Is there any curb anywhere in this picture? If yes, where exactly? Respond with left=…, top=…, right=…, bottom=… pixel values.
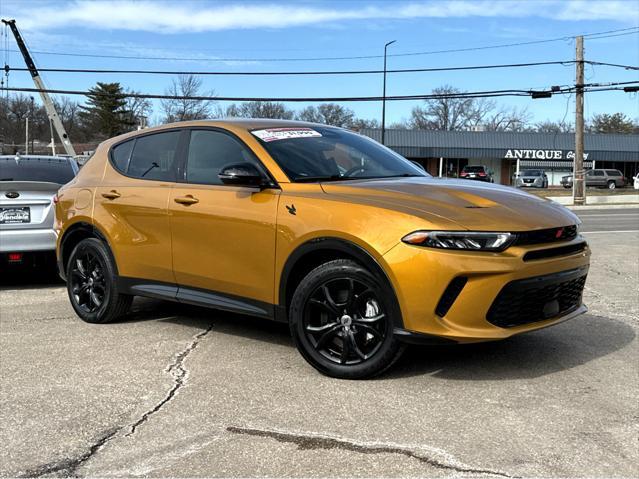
left=566, top=204, right=639, bottom=210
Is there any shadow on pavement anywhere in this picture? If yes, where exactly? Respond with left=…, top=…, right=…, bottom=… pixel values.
left=118, top=297, right=634, bottom=380
left=0, top=261, right=63, bottom=290
left=387, top=314, right=635, bottom=381
left=124, top=296, right=293, bottom=347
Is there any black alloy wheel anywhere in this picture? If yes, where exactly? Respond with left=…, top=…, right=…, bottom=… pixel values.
left=303, top=277, right=386, bottom=365
left=290, top=259, right=403, bottom=379
left=66, top=238, right=132, bottom=324
left=70, top=250, right=107, bottom=314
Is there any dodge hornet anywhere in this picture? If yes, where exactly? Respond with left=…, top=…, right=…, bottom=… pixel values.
left=55, top=120, right=590, bottom=379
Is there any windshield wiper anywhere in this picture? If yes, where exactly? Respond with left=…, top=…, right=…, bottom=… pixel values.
left=379, top=173, right=425, bottom=178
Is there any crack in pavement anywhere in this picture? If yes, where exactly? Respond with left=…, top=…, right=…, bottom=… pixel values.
left=19, top=325, right=213, bottom=477
left=19, top=427, right=120, bottom=478
left=227, top=426, right=515, bottom=477
left=126, top=324, right=213, bottom=437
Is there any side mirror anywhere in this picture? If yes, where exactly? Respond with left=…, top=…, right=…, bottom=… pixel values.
left=410, top=160, right=426, bottom=172
left=218, top=163, right=266, bottom=187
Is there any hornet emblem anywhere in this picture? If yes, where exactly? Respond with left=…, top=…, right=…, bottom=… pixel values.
left=286, top=204, right=297, bottom=215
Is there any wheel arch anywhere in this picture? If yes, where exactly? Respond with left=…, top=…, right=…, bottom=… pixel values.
left=58, top=222, right=118, bottom=279
left=278, top=237, right=403, bottom=327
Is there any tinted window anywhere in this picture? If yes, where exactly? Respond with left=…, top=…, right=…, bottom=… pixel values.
left=186, top=130, right=259, bottom=185
left=0, top=157, right=75, bottom=184
left=462, top=166, right=486, bottom=172
left=128, top=131, right=180, bottom=181
left=521, top=170, right=542, bottom=176
left=254, top=127, right=426, bottom=182
left=605, top=170, right=622, bottom=176
left=592, top=170, right=605, bottom=176
left=111, top=140, right=134, bottom=173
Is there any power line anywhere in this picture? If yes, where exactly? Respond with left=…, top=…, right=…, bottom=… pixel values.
left=587, top=61, right=639, bottom=71
left=1, top=83, right=635, bottom=103
left=4, top=60, right=577, bottom=76
left=4, top=27, right=638, bottom=63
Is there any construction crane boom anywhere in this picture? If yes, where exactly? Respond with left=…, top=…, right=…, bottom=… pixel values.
left=2, top=19, right=76, bottom=156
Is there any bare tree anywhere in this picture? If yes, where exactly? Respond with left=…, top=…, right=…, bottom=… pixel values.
left=479, top=106, right=531, bottom=132
left=296, top=103, right=355, bottom=127
left=408, top=85, right=529, bottom=131
left=409, top=86, right=482, bottom=130
left=535, top=120, right=574, bottom=133
left=349, top=118, right=381, bottom=131
left=223, top=101, right=294, bottom=119
left=124, top=90, right=153, bottom=129
left=161, top=75, right=214, bottom=123
left=53, top=97, right=84, bottom=140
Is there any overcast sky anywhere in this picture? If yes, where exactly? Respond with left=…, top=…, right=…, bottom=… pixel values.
left=1, top=0, right=638, bottom=125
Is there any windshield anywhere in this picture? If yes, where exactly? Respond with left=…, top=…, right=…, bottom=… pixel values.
left=252, top=126, right=428, bottom=182
left=0, top=157, right=75, bottom=184
left=521, top=170, right=542, bottom=176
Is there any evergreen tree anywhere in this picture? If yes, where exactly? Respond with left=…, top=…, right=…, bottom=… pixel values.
left=79, top=82, right=133, bottom=138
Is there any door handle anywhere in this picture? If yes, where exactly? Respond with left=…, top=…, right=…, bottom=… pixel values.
left=101, top=190, right=121, bottom=200
left=174, top=195, right=199, bottom=205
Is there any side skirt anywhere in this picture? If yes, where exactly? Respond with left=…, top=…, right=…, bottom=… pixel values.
left=116, top=277, right=275, bottom=320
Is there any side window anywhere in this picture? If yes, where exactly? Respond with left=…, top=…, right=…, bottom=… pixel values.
left=128, top=131, right=180, bottom=181
left=605, top=170, right=620, bottom=176
left=186, top=130, right=261, bottom=185
left=593, top=170, right=605, bottom=177
left=111, top=140, right=135, bottom=173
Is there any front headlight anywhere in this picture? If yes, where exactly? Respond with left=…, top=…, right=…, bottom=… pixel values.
left=402, top=231, right=515, bottom=251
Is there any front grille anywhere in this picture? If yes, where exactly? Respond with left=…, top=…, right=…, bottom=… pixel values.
left=515, top=225, right=578, bottom=245
left=523, top=242, right=587, bottom=262
left=487, top=267, right=587, bottom=328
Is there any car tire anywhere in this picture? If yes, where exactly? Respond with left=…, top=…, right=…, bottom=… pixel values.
left=66, top=238, right=132, bottom=324
left=289, top=259, right=404, bottom=379
left=607, top=181, right=616, bottom=190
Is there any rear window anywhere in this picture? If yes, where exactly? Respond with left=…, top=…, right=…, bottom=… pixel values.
left=0, top=157, right=75, bottom=184
left=111, top=140, right=135, bottom=173
left=462, top=166, right=485, bottom=172
left=127, top=131, right=180, bottom=181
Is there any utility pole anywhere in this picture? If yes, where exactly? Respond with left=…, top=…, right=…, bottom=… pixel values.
left=25, top=115, right=29, bottom=154
left=573, top=35, right=586, bottom=206
left=381, top=40, right=396, bottom=146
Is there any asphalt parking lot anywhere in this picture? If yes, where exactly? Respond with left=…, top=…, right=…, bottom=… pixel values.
left=1, top=208, right=637, bottom=478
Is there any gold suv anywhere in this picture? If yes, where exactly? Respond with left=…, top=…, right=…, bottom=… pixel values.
left=56, top=120, right=590, bottom=378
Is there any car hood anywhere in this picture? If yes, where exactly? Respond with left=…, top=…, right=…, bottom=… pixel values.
left=320, top=177, right=579, bottom=231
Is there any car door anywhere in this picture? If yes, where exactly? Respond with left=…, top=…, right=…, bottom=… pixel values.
left=591, top=170, right=606, bottom=187
left=94, top=130, right=184, bottom=285
left=169, top=128, right=280, bottom=313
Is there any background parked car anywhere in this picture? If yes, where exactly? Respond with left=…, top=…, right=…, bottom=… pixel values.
left=633, top=172, right=639, bottom=190
left=561, top=169, right=626, bottom=190
left=516, top=169, right=548, bottom=188
left=459, top=165, right=494, bottom=182
left=0, top=155, right=78, bottom=269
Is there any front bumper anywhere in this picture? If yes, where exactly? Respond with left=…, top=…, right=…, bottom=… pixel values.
left=384, top=236, right=590, bottom=342
left=0, top=228, right=58, bottom=252
left=517, top=179, right=543, bottom=188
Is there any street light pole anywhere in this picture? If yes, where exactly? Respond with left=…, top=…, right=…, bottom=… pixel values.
left=381, top=40, right=396, bottom=146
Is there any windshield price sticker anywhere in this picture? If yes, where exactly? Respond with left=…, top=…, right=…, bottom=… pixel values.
left=252, top=128, right=322, bottom=142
